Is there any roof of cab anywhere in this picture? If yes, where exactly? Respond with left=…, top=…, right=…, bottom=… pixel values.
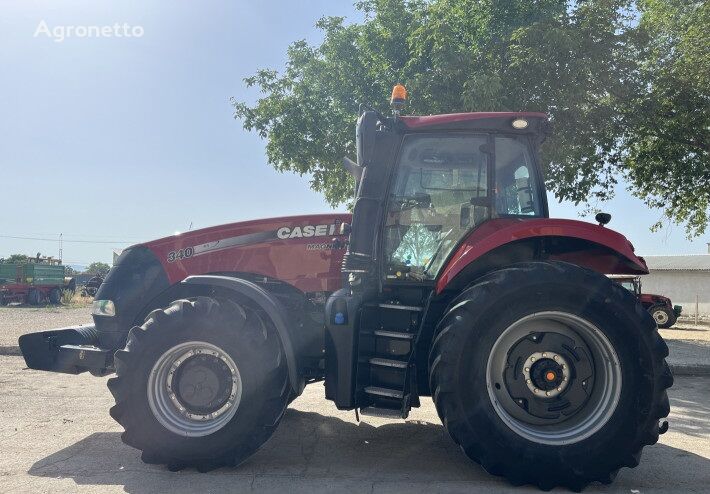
left=399, top=112, right=548, bottom=130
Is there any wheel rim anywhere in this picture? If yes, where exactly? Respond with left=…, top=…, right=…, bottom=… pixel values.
left=486, top=311, right=622, bottom=445
left=147, top=341, right=242, bottom=437
left=653, top=309, right=669, bottom=326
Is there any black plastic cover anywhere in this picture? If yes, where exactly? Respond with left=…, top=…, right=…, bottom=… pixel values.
left=94, top=246, right=169, bottom=349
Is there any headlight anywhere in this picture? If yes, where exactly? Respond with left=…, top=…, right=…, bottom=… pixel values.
left=92, top=299, right=116, bottom=317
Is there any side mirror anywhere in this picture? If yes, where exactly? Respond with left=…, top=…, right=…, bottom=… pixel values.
left=339, top=223, right=352, bottom=235
left=356, top=111, right=378, bottom=166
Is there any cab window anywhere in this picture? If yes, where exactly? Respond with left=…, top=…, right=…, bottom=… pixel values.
left=383, top=134, right=490, bottom=281
left=494, top=136, right=542, bottom=216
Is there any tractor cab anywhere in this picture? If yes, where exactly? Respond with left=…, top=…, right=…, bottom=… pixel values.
left=325, top=86, right=552, bottom=415
left=341, top=89, right=549, bottom=289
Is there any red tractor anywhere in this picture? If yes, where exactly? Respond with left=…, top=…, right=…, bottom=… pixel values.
left=611, top=275, right=682, bottom=328
left=19, top=87, right=672, bottom=491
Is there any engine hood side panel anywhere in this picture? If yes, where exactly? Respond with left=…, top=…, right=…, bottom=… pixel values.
left=142, top=214, right=352, bottom=293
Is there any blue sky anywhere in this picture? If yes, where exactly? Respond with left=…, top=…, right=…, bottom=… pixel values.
left=1, top=0, right=706, bottom=267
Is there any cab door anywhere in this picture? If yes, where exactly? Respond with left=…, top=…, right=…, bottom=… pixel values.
left=381, top=133, right=492, bottom=283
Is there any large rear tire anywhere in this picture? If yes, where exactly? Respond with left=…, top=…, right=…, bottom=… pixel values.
left=108, top=296, right=289, bottom=471
left=429, top=261, right=672, bottom=491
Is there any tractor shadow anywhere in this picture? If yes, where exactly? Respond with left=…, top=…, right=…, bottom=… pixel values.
left=27, top=397, right=710, bottom=494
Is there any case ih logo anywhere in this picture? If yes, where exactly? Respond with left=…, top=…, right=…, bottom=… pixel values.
left=276, top=224, right=337, bottom=239
left=167, top=223, right=342, bottom=262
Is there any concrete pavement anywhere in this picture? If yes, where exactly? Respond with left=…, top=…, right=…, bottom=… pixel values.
left=0, top=355, right=709, bottom=493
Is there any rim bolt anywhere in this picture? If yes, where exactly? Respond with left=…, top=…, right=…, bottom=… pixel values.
left=524, top=367, right=530, bottom=372
left=542, top=352, right=547, bottom=357
left=563, top=377, right=568, bottom=381
left=557, top=387, right=562, bottom=391
left=534, top=388, right=539, bottom=393
left=530, top=357, right=536, bottom=362
left=546, top=391, right=550, bottom=396
left=562, top=364, right=566, bottom=369
left=526, top=379, right=531, bottom=384
left=582, top=381, right=587, bottom=386
left=553, top=355, right=559, bottom=361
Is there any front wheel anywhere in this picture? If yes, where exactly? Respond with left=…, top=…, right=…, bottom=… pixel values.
left=108, top=296, right=289, bottom=471
left=650, top=305, right=676, bottom=328
left=429, top=262, right=672, bottom=491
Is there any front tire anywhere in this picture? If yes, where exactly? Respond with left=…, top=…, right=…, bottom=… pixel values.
left=650, top=305, right=676, bottom=328
left=108, top=296, right=289, bottom=471
left=429, top=262, right=672, bottom=491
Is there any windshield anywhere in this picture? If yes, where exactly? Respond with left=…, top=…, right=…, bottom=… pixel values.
left=383, top=134, right=542, bottom=281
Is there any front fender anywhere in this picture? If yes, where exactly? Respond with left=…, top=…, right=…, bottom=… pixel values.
left=182, top=275, right=301, bottom=395
left=437, top=218, right=648, bottom=293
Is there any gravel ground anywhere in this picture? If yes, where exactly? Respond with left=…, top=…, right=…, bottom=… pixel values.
left=0, top=307, right=92, bottom=349
left=0, top=356, right=708, bottom=493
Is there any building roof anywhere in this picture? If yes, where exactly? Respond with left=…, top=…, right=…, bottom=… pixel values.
left=643, top=255, right=710, bottom=271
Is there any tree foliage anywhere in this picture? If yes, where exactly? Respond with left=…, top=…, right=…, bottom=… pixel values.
left=86, top=262, right=110, bottom=276
left=233, top=0, right=709, bottom=236
left=0, top=254, right=30, bottom=264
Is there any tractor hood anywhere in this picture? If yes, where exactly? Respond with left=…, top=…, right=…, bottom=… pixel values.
left=139, top=214, right=352, bottom=293
left=640, top=293, right=672, bottom=306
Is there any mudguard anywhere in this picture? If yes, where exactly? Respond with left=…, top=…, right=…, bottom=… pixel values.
left=182, top=275, right=302, bottom=394
left=437, top=218, right=648, bottom=293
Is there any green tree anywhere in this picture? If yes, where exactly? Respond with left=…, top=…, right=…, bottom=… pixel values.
left=233, top=0, right=709, bottom=236
left=86, top=262, right=110, bottom=276
left=0, top=254, right=30, bottom=264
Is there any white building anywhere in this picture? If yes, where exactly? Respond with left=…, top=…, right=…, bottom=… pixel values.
left=642, top=255, right=710, bottom=316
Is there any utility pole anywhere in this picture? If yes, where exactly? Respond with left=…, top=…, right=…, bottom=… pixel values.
left=59, top=233, right=63, bottom=263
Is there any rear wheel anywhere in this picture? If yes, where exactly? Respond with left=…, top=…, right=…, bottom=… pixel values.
left=650, top=305, right=676, bottom=328
left=27, top=289, right=41, bottom=305
left=108, top=296, right=289, bottom=471
left=429, top=262, right=672, bottom=491
left=48, top=288, right=61, bottom=304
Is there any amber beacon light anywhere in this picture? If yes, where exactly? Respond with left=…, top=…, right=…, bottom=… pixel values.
left=390, top=84, right=407, bottom=114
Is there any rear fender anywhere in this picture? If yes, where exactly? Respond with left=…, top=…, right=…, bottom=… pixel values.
left=182, top=275, right=302, bottom=395
left=437, top=218, right=648, bottom=294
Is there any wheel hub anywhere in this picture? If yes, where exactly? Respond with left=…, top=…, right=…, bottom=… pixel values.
left=166, top=349, right=238, bottom=421
left=148, top=341, right=242, bottom=436
left=486, top=312, right=622, bottom=445
left=653, top=309, right=669, bottom=325
left=522, top=351, right=570, bottom=398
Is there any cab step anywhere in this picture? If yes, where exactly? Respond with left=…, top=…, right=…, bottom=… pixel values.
left=359, top=406, right=404, bottom=419
left=364, top=386, right=403, bottom=399
left=369, top=357, right=407, bottom=369
left=373, top=330, right=414, bottom=340
left=377, top=303, right=423, bottom=312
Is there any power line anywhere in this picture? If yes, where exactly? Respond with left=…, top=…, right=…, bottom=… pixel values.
left=0, top=234, right=136, bottom=244
left=3, top=231, right=145, bottom=240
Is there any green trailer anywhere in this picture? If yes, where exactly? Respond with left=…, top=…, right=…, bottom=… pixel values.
left=0, top=262, right=68, bottom=305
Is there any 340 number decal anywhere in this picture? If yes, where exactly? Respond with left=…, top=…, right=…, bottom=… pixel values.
left=167, top=247, right=194, bottom=263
